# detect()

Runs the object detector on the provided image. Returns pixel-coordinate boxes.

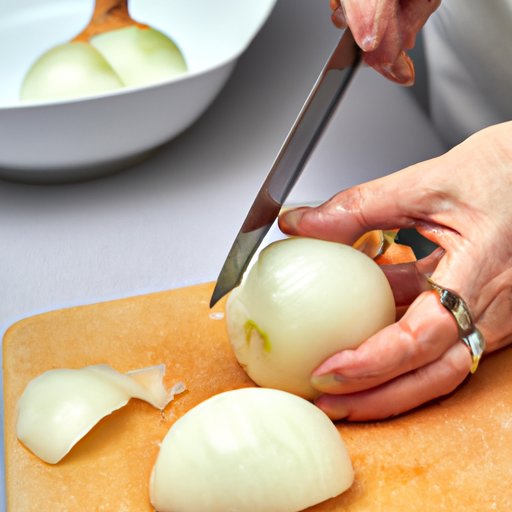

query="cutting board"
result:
[3,282,512,511]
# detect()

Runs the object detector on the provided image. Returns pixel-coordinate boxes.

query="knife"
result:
[210,29,361,308]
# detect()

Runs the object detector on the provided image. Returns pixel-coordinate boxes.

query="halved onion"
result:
[20,27,186,101]
[20,42,123,101]
[90,27,187,87]
[16,364,184,464]
[150,387,353,512]
[226,237,396,399]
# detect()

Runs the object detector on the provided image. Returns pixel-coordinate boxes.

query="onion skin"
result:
[150,387,354,512]
[226,237,396,399]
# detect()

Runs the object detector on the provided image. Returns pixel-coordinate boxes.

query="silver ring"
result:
[427,277,486,373]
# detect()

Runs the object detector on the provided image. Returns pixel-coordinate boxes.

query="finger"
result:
[368,50,415,86]
[341,0,395,51]
[380,247,443,307]
[362,5,403,67]
[343,0,414,85]
[310,291,459,394]
[478,285,512,353]
[415,222,462,253]
[363,0,440,84]
[330,5,347,28]
[331,8,347,28]
[381,252,438,320]
[315,341,472,421]
[278,157,448,245]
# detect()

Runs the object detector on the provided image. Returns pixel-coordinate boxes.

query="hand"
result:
[278,121,512,420]
[329,0,441,85]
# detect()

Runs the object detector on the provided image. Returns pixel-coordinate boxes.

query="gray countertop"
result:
[0,0,445,504]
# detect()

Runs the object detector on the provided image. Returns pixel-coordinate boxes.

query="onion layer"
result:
[16,364,184,464]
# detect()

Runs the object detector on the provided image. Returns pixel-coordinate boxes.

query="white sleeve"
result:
[423,0,512,147]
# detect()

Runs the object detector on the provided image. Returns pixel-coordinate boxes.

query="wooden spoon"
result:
[73,0,147,43]
[20,0,186,100]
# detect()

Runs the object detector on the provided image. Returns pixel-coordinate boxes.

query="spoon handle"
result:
[73,0,147,43]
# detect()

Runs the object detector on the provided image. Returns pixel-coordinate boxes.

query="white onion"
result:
[226,237,396,399]
[20,42,123,101]
[16,364,184,464]
[90,27,187,87]
[20,28,187,101]
[150,387,353,512]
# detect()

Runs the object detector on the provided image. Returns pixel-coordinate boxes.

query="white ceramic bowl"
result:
[0,0,277,183]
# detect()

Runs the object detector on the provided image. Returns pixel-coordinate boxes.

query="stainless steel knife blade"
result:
[210,29,361,307]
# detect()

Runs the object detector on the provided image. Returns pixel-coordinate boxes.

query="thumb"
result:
[278,159,436,244]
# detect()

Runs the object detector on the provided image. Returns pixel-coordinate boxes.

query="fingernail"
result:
[279,209,304,232]
[381,52,415,86]
[361,33,378,52]
[314,395,349,420]
[311,373,343,392]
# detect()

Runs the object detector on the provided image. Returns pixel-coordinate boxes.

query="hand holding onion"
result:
[279,121,512,421]
[21,0,186,101]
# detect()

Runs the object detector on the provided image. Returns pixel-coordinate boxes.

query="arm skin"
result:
[279,121,512,420]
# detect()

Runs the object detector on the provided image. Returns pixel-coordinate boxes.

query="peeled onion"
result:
[150,387,353,512]
[226,237,396,399]
[16,364,184,464]
[90,27,187,87]
[20,42,123,101]
[20,27,187,101]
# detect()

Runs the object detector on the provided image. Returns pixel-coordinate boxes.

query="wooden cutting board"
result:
[3,282,512,511]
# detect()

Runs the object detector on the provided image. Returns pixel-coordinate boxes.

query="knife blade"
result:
[210,29,361,308]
